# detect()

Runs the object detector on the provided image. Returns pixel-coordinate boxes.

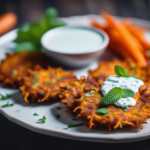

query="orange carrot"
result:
[0,12,17,35]
[123,22,150,50]
[102,13,147,66]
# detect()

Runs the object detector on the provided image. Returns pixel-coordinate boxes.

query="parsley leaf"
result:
[77,98,86,101]
[37,116,46,123]
[32,81,38,85]
[123,107,129,111]
[33,74,39,78]
[1,102,14,108]
[0,94,11,100]
[85,92,90,97]
[119,123,123,128]
[100,87,134,105]
[56,114,60,119]
[67,123,84,128]
[96,108,108,114]
[33,113,39,116]
[115,65,129,77]
[57,107,61,110]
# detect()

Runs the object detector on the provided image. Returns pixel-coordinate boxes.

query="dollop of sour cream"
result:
[101,75,144,108]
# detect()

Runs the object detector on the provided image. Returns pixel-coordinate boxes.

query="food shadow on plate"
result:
[10,91,61,107]
[51,103,140,134]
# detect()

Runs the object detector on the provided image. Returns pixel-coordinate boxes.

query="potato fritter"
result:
[59,77,97,110]
[20,66,76,103]
[0,51,50,87]
[61,77,150,130]
[88,59,150,83]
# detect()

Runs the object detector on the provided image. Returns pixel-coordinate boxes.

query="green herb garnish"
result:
[77,98,86,101]
[72,118,78,121]
[131,66,136,70]
[14,8,66,53]
[33,113,39,116]
[32,81,38,85]
[85,92,90,97]
[1,102,14,108]
[96,108,108,114]
[67,123,84,129]
[0,94,11,100]
[100,87,134,105]
[33,74,39,78]
[90,90,95,94]
[66,85,71,90]
[37,116,46,123]
[11,71,17,76]
[119,123,123,128]
[56,114,60,119]
[130,75,137,79]
[115,65,129,77]
[57,107,61,110]
[46,80,51,84]
[123,107,129,111]
[56,77,62,81]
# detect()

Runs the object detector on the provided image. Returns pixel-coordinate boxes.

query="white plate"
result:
[0,15,150,143]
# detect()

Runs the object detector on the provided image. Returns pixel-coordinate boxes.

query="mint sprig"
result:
[115,65,129,77]
[100,87,134,105]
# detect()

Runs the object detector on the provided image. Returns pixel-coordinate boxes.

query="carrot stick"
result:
[123,22,150,50]
[102,13,147,66]
[91,18,108,31]
[0,12,17,35]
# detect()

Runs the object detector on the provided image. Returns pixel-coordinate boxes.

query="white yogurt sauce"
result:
[46,28,104,53]
[101,75,144,108]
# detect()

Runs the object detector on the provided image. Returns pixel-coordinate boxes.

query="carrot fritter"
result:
[88,59,150,83]
[59,76,97,110]
[0,51,50,87]
[61,78,150,130]
[20,66,76,103]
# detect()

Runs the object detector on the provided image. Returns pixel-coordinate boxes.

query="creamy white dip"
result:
[101,75,144,108]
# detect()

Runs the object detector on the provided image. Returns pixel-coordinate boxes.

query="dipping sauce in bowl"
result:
[41,26,109,68]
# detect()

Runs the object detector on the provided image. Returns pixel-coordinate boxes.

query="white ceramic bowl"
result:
[41,26,109,68]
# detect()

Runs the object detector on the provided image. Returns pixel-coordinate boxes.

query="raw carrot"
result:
[102,13,147,66]
[123,22,150,50]
[0,12,17,35]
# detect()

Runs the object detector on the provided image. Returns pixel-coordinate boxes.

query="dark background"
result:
[0,0,150,150]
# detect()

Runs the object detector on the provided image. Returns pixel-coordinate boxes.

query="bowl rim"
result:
[41,26,109,55]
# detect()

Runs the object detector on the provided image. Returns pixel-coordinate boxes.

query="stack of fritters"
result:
[0,51,50,87]
[60,59,150,130]
[20,66,76,103]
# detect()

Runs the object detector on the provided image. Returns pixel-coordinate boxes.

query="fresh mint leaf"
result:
[33,113,39,116]
[100,87,135,106]
[1,102,14,108]
[37,116,46,123]
[96,108,108,114]
[123,107,129,111]
[121,89,134,98]
[115,65,129,77]
[100,87,122,105]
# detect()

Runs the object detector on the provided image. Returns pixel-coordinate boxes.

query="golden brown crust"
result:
[20,66,76,103]
[0,51,50,87]
[88,59,150,83]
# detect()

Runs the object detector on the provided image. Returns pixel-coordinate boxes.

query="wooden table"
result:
[0,0,150,150]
